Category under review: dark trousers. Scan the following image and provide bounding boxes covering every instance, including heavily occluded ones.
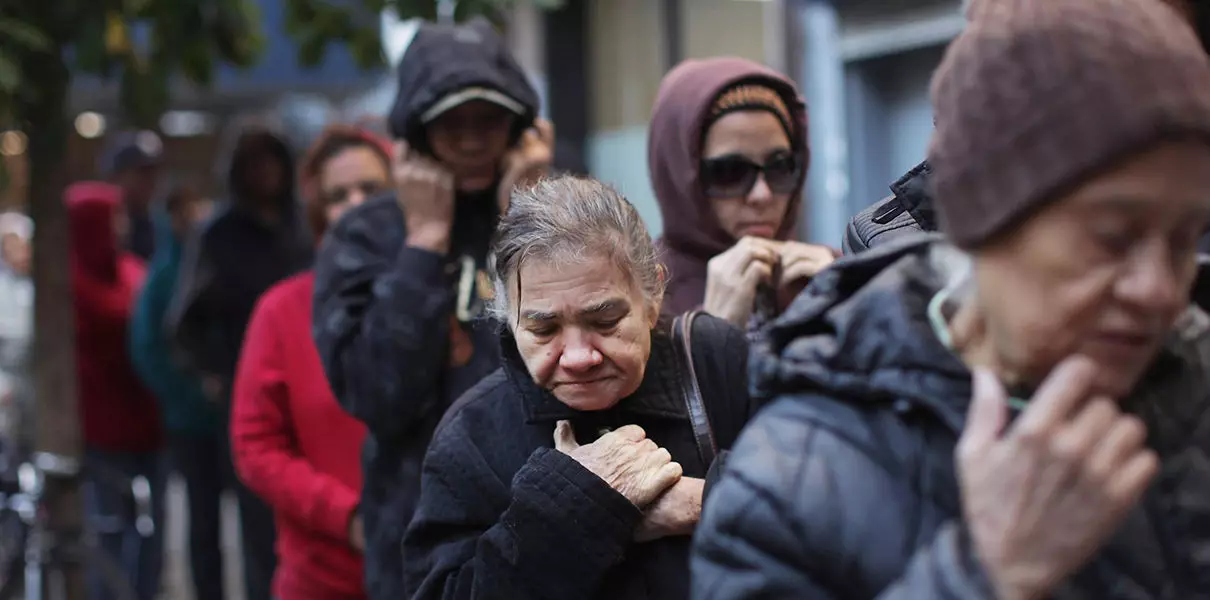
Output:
[169,429,277,600]
[168,434,225,600]
[83,448,166,600]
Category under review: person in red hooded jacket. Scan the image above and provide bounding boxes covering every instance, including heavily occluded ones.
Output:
[231,126,390,600]
[66,181,164,600]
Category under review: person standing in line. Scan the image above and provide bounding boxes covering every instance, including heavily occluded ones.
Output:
[231,125,392,600]
[648,57,836,337]
[311,17,553,600]
[693,0,1210,596]
[66,182,164,600]
[168,127,313,600]
[100,131,163,261]
[128,181,222,600]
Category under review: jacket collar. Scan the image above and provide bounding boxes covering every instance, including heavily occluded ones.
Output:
[890,161,938,233]
[498,326,690,424]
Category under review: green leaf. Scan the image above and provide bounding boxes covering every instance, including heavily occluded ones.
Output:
[74,16,116,75]
[179,43,215,86]
[388,0,439,22]
[118,58,171,127]
[297,32,328,67]
[0,19,50,52]
[348,26,385,69]
[0,55,20,91]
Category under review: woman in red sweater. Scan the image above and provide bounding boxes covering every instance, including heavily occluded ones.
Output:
[231,126,391,600]
[67,181,164,600]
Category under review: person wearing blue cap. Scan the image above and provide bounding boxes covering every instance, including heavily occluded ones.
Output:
[100,130,163,261]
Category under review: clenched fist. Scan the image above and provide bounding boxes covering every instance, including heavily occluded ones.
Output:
[554,421,683,508]
[394,140,456,254]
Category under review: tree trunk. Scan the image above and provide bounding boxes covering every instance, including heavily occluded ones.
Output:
[24,53,86,600]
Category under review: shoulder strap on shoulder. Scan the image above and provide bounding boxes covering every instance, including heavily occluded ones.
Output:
[672,310,717,467]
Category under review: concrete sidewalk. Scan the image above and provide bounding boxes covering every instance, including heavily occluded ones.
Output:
[159,475,246,600]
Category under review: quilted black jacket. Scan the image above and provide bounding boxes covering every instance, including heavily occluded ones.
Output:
[405,315,755,600]
[693,237,1210,599]
[842,161,936,255]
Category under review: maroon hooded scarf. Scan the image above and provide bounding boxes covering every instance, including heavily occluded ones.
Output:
[649,57,809,315]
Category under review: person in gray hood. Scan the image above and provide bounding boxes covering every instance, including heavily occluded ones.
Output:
[694,0,1210,597]
[311,16,553,600]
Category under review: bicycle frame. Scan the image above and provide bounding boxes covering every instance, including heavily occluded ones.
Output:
[0,452,149,600]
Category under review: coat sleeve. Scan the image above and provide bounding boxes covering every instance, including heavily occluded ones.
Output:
[691,399,999,600]
[230,294,360,542]
[311,196,456,441]
[130,261,188,402]
[404,416,644,600]
[167,227,230,378]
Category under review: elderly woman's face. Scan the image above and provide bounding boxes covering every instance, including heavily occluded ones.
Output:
[972,140,1210,398]
[510,253,661,411]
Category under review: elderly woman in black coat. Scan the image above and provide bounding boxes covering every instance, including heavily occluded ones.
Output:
[403,175,757,599]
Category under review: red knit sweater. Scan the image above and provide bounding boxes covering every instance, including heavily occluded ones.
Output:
[231,272,367,600]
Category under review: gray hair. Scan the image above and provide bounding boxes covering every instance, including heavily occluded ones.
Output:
[488,175,665,325]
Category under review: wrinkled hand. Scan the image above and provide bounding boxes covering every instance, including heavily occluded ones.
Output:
[554,420,682,508]
[394,140,456,254]
[703,236,780,328]
[958,357,1158,600]
[348,513,365,552]
[498,118,555,214]
[777,241,835,286]
[634,477,704,542]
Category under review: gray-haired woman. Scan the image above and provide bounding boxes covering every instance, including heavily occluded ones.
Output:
[403,175,757,599]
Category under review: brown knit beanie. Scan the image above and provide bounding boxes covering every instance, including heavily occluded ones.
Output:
[928,0,1210,249]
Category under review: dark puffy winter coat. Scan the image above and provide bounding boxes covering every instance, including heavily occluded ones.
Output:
[692,236,1210,599]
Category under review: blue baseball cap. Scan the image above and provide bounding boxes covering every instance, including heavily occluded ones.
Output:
[99,130,164,176]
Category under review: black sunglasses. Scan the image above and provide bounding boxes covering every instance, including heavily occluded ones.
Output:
[700,151,802,198]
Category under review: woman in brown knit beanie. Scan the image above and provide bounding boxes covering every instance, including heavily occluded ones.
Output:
[693,0,1210,597]
[648,57,837,336]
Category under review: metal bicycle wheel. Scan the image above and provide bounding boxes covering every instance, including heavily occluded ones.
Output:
[7,544,137,600]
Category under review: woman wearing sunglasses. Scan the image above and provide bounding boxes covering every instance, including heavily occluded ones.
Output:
[650,57,837,333]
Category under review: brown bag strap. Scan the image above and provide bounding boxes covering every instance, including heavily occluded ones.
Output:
[671,310,717,467]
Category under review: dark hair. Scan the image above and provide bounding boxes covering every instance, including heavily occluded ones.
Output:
[158,177,203,216]
[298,125,392,241]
